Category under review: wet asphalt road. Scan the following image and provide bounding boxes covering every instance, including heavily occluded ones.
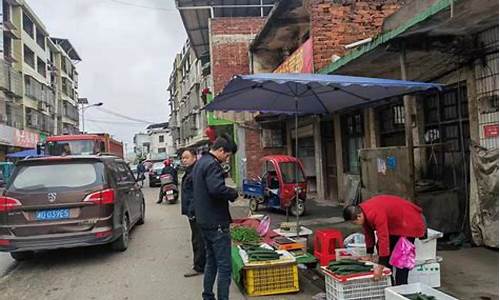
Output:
[0,185,321,300]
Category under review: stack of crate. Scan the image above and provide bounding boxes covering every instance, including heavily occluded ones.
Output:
[409,229,443,287]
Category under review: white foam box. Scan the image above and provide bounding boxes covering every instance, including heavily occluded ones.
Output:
[385,283,457,300]
[408,262,441,288]
[415,228,443,261]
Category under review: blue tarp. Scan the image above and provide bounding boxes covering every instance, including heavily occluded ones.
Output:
[204,73,442,114]
[6,149,43,158]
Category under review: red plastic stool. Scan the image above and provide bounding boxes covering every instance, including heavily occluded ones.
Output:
[314,229,344,266]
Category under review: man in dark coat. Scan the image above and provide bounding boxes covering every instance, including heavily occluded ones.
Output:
[192,135,238,300]
[343,195,426,285]
[180,148,205,277]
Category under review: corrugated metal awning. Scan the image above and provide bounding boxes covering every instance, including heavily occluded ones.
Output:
[175,0,277,58]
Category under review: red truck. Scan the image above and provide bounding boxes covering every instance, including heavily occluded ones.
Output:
[43,133,124,158]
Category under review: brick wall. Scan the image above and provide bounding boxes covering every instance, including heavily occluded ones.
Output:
[309,0,403,71]
[210,17,265,94]
[245,128,285,178]
[209,17,274,180]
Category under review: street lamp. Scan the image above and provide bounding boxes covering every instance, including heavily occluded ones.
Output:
[78,99,103,133]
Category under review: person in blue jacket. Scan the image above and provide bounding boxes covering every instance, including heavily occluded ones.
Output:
[192,134,238,300]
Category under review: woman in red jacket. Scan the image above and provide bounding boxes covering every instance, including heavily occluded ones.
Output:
[343,195,426,285]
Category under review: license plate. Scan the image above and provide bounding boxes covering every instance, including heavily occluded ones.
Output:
[166,190,174,195]
[35,209,70,221]
[167,196,174,200]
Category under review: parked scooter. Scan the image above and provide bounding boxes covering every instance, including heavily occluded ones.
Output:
[160,174,178,204]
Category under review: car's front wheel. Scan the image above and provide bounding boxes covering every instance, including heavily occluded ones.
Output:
[112,213,129,252]
[137,200,145,225]
[10,251,34,261]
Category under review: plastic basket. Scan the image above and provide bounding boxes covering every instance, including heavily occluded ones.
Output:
[243,263,300,296]
[385,283,457,300]
[323,268,391,300]
[335,248,367,261]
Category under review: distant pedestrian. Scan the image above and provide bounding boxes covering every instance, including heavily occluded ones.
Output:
[180,148,205,277]
[192,135,238,300]
[137,160,146,187]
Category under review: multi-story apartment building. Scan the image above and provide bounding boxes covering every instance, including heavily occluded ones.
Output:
[49,38,80,135]
[16,2,55,135]
[133,132,152,160]
[0,0,81,159]
[168,40,211,151]
[133,123,175,161]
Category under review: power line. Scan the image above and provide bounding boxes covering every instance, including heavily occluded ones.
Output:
[105,0,177,12]
[86,118,150,125]
[95,107,156,124]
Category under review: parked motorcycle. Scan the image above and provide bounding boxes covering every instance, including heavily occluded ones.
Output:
[160,174,178,204]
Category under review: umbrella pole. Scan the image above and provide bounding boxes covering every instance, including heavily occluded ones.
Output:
[295,98,300,238]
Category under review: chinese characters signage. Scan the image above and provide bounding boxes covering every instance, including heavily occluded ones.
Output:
[483,124,499,138]
[273,38,313,74]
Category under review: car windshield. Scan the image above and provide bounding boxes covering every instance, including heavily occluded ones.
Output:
[9,163,103,191]
[153,162,164,170]
[279,162,306,184]
[47,140,97,156]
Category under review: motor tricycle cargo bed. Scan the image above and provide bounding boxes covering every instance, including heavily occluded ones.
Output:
[242,179,265,198]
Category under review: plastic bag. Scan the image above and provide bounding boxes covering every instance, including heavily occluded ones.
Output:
[389,237,416,269]
[257,215,270,237]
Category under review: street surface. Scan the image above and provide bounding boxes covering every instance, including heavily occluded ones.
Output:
[0,184,320,300]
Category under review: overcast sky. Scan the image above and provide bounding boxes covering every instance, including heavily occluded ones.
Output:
[28,0,186,152]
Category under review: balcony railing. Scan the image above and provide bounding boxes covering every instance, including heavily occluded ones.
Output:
[0,63,23,98]
[63,102,79,122]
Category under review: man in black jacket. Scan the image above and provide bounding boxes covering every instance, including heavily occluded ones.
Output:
[192,135,238,300]
[180,148,205,278]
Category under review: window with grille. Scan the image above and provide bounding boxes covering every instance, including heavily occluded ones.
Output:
[37,57,46,78]
[342,111,364,174]
[159,135,164,143]
[422,83,469,187]
[262,127,284,148]
[23,45,35,68]
[376,100,406,147]
[22,12,34,38]
[36,29,45,50]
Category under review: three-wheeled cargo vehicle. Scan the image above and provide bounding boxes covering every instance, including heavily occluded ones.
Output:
[242,155,307,216]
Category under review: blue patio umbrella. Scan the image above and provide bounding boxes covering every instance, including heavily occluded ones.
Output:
[204,73,442,234]
[205,73,441,114]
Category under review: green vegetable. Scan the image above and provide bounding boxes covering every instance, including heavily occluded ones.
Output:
[329,260,368,266]
[327,260,372,275]
[231,226,261,244]
[402,293,436,300]
[243,245,282,262]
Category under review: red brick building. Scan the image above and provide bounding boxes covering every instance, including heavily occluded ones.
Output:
[249,0,404,201]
